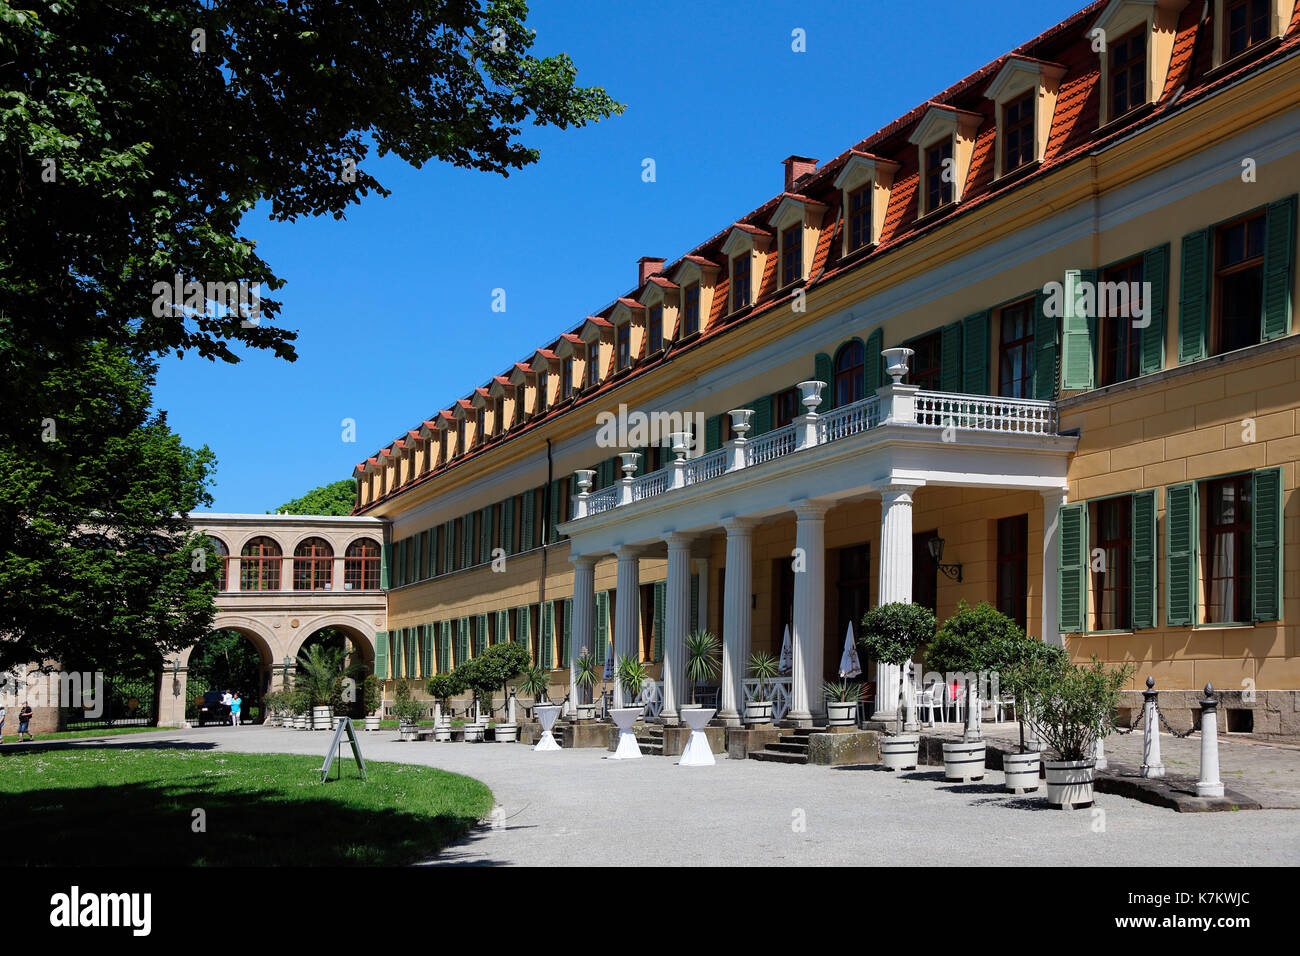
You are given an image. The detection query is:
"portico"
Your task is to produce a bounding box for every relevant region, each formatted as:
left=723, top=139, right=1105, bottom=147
left=557, top=374, right=1077, bottom=728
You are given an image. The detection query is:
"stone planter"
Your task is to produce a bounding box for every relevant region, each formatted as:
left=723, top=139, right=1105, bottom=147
left=1003, top=751, right=1042, bottom=793
left=880, top=733, right=920, bottom=770
left=826, top=700, right=857, bottom=728
left=1045, top=759, right=1096, bottom=809
left=463, top=722, right=486, bottom=742
left=312, top=705, right=332, bottom=730
left=434, top=722, right=453, bottom=742
left=941, top=740, right=986, bottom=782
left=364, top=715, right=380, bottom=732
left=294, top=714, right=308, bottom=730
left=575, top=703, right=597, bottom=721
left=744, top=700, right=774, bottom=725
left=398, top=721, right=419, bottom=742
left=494, top=722, right=520, bottom=743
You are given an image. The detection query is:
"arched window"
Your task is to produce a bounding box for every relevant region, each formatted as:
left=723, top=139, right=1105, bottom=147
left=345, top=538, right=382, bottom=591
left=208, top=536, right=230, bottom=591
left=293, top=537, right=334, bottom=591
left=240, top=536, right=282, bottom=591
left=834, top=340, right=865, bottom=408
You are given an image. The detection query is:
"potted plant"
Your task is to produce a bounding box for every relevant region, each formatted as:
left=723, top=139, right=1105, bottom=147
left=998, top=638, right=1067, bottom=793
left=517, top=664, right=551, bottom=704
left=616, top=656, right=649, bottom=710
left=392, top=678, right=424, bottom=741
left=572, top=649, right=599, bottom=720
left=859, top=602, right=936, bottom=770
left=823, top=680, right=862, bottom=727
left=289, top=688, right=311, bottom=729
left=1014, top=656, right=1133, bottom=808
left=609, top=656, right=650, bottom=759
left=362, top=673, right=382, bottom=731
left=745, top=652, right=780, bottom=724
left=426, top=672, right=465, bottom=741
left=683, top=630, right=721, bottom=708
left=296, top=644, right=366, bottom=730
left=261, top=689, right=284, bottom=727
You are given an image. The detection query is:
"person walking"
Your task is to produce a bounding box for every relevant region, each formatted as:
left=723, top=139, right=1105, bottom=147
left=230, top=693, right=242, bottom=727
left=18, top=702, right=34, bottom=741
left=0, top=704, right=6, bottom=743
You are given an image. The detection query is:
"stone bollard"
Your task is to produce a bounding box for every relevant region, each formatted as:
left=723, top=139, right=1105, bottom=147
left=508, top=688, right=518, bottom=725
left=964, top=678, right=982, bottom=743
left=1140, top=676, right=1164, bottom=778
left=1094, top=731, right=1108, bottom=771
left=903, top=661, right=920, bottom=732
left=1197, top=683, right=1225, bottom=798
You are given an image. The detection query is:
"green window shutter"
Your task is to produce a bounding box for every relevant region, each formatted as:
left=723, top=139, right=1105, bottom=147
left=480, top=506, right=493, bottom=563
left=517, top=606, right=532, bottom=662
left=462, top=514, right=474, bottom=567
left=562, top=597, right=573, bottom=666
left=1253, top=467, right=1284, bottom=622
left=1165, top=482, right=1199, bottom=626
left=475, top=614, right=488, bottom=656
left=1060, top=269, right=1094, bottom=391
left=1141, top=244, right=1170, bottom=374
left=814, top=352, right=834, bottom=410
left=1131, top=491, right=1157, bottom=630
left=653, top=580, right=666, bottom=662
left=407, top=628, right=418, bottom=678
left=594, top=592, right=609, bottom=662
left=750, top=395, right=773, bottom=435
left=1262, top=194, right=1297, bottom=341
left=1057, top=503, right=1086, bottom=634
left=1033, top=289, right=1058, bottom=399
left=961, top=311, right=990, bottom=395
left=457, top=618, right=470, bottom=665
left=375, top=631, right=388, bottom=680
left=704, top=414, right=723, bottom=452
left=501, top=496, right=516, bottom=555
left=689, top=573, right=700, bottom=633
left=391, top=627, right=403, bottom=677
left=940, top=321, right=962, bottom=392
left=443, top=519, right=455, bottom=572
left=548, top=478, right=564, bottom=543
left=439, top=621, right=451, bottom=673
left=1178, top=228, right=1211, bottom=363
left=421, top=625, right=433, bottom=678
left=542, top=602, right=555, bottom=669
left=431, top=526, right=441, bottom=576
left=864, top=329, right=884, bottom=393
left=380, top=542, right=392, bottom=589
left=495, top=608, right=508, bottom=645
left=521, top=489, right=537, bottom=551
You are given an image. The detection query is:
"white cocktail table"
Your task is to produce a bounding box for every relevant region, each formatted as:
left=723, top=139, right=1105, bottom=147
left=608, top=707, right=643, bottom=759
left=534, top=704, right=562, bottom=752
left=679, top=708, right=717, bottom=766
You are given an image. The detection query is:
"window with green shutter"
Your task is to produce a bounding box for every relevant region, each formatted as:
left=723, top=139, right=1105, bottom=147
left=1141, top=244, right=1169, bottom=374
left=1060, top=269, right=1094, bottom=391
left=1252, top=467, right=1283, bottom=622
left=1165, top=482, right=1198, bottom=626
left=548, top=478, right=564, bottom=543
left=653, top=580, right=666, bottom=662
left=516, top=606, right=532, bottom=661
left=704, top=414, right=723, bottom=452
left=1131, top=490, right=1157, bottom=630
left=1178, top=228, right=1211, bottom=364
left=561, top=597, right=573, bottom=666
left=940, top=321, right=962, bottom=393
left=1262, top=194, right=1296, bottom=342
left=521, top=489, right=536, bottom=551
left=480, top=506, right=493, bottom=564
left=961, top=311, right=990, bottom=394
left=380, top=542, right=392, bottom=589
left=462, top=513, right=475, bottom=567
left=814, top=352, right=834, bottom=410
left=749, top=394, right=773, bottom=436
left=864, top=329, right=884, bottom=394
left=1033, top=289, right=1058, bottom=399
left=542, top=602, right=555, bottom=669
left=457, top=618, right=470, bottom=665
left=1057, top=502, right=1086, bottom=633
left=438, top=621, right=451, bottom=673
left=475, top=614, right=488, bottom=655
left=374, top=631, right=388, bottom=680
left=443, top=519, right=455, bottom=572
left=391, top=626, right=404, bottom=677
left=501, top=496, right=516, bottom=555
left=406, top=628, right=418, bottom=678
left=421, top=625, right=433, bottom=677
left=594, top=591, right=609, bottom=662
left=495, top=608, right=509, bottom=645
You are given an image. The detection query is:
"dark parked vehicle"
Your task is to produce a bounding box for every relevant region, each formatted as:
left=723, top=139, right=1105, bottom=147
left=198, top=691, right=230, bottom=726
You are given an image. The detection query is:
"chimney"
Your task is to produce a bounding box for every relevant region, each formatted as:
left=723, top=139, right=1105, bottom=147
left=783, top=155, right=818, bottom=191
left=638, top=256, right=666, bottom=286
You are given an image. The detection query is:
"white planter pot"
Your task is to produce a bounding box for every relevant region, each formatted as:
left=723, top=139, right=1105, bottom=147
left=294, top=715, right=307, bottom=730
left=364, top=715, right=380, bottom=732
left=826, top=700, right=857, bottom=727
left=332, top=716, right=346, bottom=731
left=398, top=722, right=419, bottom=742
left=1045, top=759, right=1096, bottom=809
left=1003, top=751, right=1042, bottom=793
left=881, top=734, right=920, bottom=771
left=744, top=700, right=773, bottom=725
left=942, top=740, right=986, bottom=782
left=576, top=703, right=596, bottom=722
left=494, top=723, right=520, bottom=743
left=312, top=706, right=332, bottom=730
left=463, top=723, right=486, bottom=742
left=434, top=723, right=453, bottom=742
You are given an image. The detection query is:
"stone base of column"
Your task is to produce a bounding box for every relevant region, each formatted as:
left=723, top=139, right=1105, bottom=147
left=784, top=710, right=816, bottom=728
left=656, top=712, right=680, bottom=726
left=716, top=709, right=742, bottom=727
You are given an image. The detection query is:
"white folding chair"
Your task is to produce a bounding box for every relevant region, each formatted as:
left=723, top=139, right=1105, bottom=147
left=948, top=684, right=965, bottom=724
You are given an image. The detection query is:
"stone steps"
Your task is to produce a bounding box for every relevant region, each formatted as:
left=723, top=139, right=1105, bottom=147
left=635, top=724, right=665, bottom=756
left=748, top=726, right=830, bottom=765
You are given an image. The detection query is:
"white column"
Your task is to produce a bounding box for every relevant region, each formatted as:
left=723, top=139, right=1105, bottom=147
left=661, top=533, right=693, bottom=725
left=569, top=554, right=596, bottom=716
left=1041, top=489, right=1067, bottom=647
left=613, top=546, right=641, bottom=709
left=719, top=517, right=754, bottom=725
left=693, top=557, right=710, bottom=634
left=789, top=500, right=830, bottom=726
left=874, top=484, right=917, bottom=723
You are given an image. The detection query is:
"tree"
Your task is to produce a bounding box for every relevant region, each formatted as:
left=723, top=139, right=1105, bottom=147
left=188, top=630, right=263, bottom=696
left=271, top=479, right=357, bottom=517
left=924, top=601, right=1066, bottom=677
left=0, top=344, right=220, bottom=673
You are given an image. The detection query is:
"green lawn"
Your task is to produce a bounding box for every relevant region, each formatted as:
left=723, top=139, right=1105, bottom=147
left=0, top=748, right=493, bottom=865
left=3, top=726, right=173, bottom=743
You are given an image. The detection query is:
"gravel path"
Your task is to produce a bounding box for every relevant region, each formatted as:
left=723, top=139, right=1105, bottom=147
left=47, top=725, right=1300, bottom=867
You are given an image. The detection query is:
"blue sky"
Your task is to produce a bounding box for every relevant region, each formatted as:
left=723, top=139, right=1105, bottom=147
left=158, top=0, right=1086, bottom=514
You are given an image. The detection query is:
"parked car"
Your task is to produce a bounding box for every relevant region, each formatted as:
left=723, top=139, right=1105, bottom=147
left=198, top=691, right=230, bottom=726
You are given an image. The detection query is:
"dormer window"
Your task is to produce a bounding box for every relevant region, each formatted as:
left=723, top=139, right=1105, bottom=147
left=1091, top=0, right=1187, bottom=128
left=616, top=323, right=631, bottom=371
left=1110, top=28, right=1147, bottom=119
left=848, top=187, right=871, bottom=251
left=561, top=358, right=573, bottom=398
left=780, top=225, right=801, bottom=287
left=1003, top=92, right=1034, bottom=171
left=909, top=105, right=980, bottom=218
left=586, top=344, right=600, bottom=387
left=834, top=151, right=900, bottom=255
left=537, top=371, right=549, bottom=413
left=455, top=419, right=465, bottom=454
left=493, top=396, right=504, bottom=434
left=984, top=56, right=1065, bottom=179
left=648, top=305, right=663, bottom=353
left=683, top=283, right=700, bottom=336
left=1214, top=0, right=1292, bottom=67
left=731, top=254, right=751, bottom=311
left=475, top=406, right=485, bottom=442
left=768, top=195, right=825, bottom=288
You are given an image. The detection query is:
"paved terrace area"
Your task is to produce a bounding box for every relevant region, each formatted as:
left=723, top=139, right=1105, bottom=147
left=18, top=723, right=1300, bottom=866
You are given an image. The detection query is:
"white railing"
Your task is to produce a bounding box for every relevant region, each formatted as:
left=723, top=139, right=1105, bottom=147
left=913, top=391, right=1057, bottom=434
left=744, top=424, right=798, bottom=466
left=818, top=396, right=881, bottom=443
left=631, top=468, right=670, bottom=502
left=682, top=447, right=728, bottom=484
left=635, top=679, right=662, bottom=720
left=742, top=677, right=792, bottom=723
left=584, top=485, right=619, bottom=516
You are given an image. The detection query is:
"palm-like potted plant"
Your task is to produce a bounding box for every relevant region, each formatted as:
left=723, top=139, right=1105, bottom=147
left=1013, top=656, right=1133, bottom=808
left=296, top=644, right=367, bottom=730
left=745, top=652, right=780, bottom=724
left=823, top=680, right=862, bottom=727
left=683, top=630, right=721, bottom=708
left=517, top=664, right=551, bottom=703
left=392, top=678, right=424, bottom=741
left=859, top=602, right=936, bottom=769
left=362, top=673, right=382, bottom=731
left=609, top=656, right=650, bottom=759
left=617, top=656, right=649, bottom=709
left=572, top=649, right=599, bottom=720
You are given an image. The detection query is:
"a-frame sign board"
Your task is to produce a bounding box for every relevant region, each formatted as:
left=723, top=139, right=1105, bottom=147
left=318, top=716, right=368, bottom=783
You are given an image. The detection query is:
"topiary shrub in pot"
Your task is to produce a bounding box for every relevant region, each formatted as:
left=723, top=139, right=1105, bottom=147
left=859, top=602, right=935, bottom=770
left=362, top=673, right=382, bottom=731
left=1013, top=656, right=1133, bottom=809
left=426, top=671, right=465, bottom=741
left=392, top=678, right=425, bottom=741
